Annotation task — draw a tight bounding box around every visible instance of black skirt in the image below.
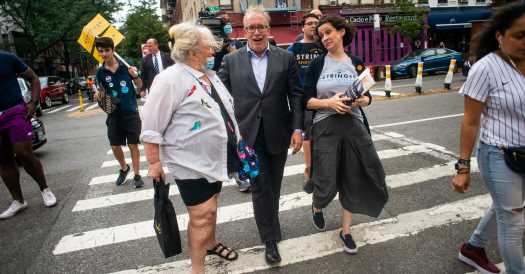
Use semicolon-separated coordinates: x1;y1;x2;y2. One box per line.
311;114;388;217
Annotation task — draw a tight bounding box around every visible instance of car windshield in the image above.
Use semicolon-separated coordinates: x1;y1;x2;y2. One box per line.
402;49;425;60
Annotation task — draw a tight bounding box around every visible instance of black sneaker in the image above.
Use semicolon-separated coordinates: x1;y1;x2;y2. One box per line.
339;231;358;254
116;164;130;186
133;174;144;188
312;206;325;231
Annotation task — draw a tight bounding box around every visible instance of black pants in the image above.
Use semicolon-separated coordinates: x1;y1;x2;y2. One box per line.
251;126;288;243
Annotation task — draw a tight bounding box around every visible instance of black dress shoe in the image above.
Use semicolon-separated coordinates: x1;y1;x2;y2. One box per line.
265;240;282;264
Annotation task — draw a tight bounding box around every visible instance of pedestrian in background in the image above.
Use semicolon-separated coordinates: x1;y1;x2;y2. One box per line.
140;38;174;97
0;51;57;219
452;3;525;274
288;13;325;192
142;22;241;274
218;5;303;265
303;16;388;254
295;9;323;42
94;37;145;188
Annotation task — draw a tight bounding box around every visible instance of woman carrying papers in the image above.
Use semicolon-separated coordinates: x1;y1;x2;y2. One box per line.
303;16;388;254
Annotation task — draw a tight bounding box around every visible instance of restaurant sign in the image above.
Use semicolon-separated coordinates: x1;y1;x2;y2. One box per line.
346;14;418;25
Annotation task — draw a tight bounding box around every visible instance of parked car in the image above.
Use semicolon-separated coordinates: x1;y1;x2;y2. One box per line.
39;76;69;108
19;78;47;150
391;48;463;78
17;77;42;117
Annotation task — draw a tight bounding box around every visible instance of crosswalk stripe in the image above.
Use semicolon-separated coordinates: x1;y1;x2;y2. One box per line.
110;194;491;274
104;133;399;155
101;156;147;168
73;179;237;212
107;145;145;155
55;157;476;254
46;105;72;114
85;103;99;111
74;160;478;212
99;143;431;169
91;143;437;185
88;168;170;186
66;105;82;112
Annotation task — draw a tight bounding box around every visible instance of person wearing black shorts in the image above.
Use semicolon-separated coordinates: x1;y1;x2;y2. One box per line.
94;37;145;188
142;23;242;273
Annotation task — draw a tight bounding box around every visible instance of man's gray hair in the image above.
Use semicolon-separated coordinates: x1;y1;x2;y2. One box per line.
168;21;219;62
243;5;271;26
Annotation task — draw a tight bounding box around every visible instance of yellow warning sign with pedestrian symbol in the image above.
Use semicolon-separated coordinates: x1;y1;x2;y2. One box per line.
77;14;124;63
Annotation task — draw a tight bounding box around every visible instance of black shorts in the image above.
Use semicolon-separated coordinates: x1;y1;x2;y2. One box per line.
175;178;222;206
106;112;141;146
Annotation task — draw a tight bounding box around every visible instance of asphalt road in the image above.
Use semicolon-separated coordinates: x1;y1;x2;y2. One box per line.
2;74;507;274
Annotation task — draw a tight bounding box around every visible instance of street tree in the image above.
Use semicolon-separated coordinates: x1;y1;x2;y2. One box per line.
0;0;120;76
387;0;427;46
120;0;169;66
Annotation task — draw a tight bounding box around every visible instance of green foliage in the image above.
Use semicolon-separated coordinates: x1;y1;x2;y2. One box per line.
387;0;426;41
0;0;121;64
120;0;169;65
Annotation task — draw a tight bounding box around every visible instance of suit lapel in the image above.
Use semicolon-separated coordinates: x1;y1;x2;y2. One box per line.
241;47;263;95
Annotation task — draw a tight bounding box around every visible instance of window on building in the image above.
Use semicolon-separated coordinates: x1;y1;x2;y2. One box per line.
417;0;429;4
458;0;468;4
476;0;486;3
219;0;233;10
437;0;448;4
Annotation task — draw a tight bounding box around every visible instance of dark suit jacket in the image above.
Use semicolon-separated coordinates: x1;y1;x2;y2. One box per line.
141;51;174;92
218;45;303;154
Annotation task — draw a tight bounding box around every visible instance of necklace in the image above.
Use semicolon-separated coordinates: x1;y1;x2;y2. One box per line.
501;51;524;76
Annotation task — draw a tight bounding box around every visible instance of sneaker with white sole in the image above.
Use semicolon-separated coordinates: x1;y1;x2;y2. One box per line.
41;188;57;207
458;242;500;274
0;200;28;219
340;231;358;254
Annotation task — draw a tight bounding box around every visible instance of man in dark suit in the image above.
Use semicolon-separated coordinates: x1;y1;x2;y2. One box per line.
140;38;174;97
218;5;303;265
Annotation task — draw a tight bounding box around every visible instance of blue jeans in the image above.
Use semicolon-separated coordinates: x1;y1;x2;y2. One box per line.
468;143;525;274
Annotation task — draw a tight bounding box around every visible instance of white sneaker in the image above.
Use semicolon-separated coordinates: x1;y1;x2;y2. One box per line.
41;188;57;207
0;200;28;219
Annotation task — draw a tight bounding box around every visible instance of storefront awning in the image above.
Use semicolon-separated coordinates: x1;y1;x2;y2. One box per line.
428;7;492;30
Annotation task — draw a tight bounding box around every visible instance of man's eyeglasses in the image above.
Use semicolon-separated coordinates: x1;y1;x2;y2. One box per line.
244;24;269;32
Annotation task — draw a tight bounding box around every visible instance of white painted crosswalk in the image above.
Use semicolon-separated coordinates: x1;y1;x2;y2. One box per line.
50;130;493;273
42;102;101;114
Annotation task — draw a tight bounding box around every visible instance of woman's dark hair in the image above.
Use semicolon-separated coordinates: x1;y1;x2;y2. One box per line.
94;37;114;50
316;16;355;47
474;2;525;60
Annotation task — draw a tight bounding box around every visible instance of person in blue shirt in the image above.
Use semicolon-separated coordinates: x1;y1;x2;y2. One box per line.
0;51;57;219
287;13;325;192
93;37;145;188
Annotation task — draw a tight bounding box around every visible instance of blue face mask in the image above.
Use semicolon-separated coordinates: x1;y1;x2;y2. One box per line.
223;24;233;35
206;57;215;70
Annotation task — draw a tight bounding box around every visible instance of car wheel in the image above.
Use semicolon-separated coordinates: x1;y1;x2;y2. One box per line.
43;96;52;108
62;93;69;104
409;65;417;78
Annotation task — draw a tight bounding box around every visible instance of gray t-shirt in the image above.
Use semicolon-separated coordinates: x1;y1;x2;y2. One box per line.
313;55;362;124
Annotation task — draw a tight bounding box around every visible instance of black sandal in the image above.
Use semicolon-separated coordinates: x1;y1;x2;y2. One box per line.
206;242;238;261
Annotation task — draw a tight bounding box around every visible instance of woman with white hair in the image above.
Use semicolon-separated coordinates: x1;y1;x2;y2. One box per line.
141;22;241;273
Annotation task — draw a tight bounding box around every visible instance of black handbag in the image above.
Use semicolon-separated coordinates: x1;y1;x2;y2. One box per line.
502;147;525;174
153;179;182;258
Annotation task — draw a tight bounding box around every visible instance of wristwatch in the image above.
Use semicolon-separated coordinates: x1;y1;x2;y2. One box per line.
455;159;471;174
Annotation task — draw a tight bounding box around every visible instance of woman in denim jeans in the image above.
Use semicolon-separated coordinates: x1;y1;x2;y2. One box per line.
452;3;525;274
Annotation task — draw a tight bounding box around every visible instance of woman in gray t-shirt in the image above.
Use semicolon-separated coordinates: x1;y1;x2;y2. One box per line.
303;16;388;255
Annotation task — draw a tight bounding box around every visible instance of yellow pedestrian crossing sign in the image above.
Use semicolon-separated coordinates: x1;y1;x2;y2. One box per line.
77;14;124;63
